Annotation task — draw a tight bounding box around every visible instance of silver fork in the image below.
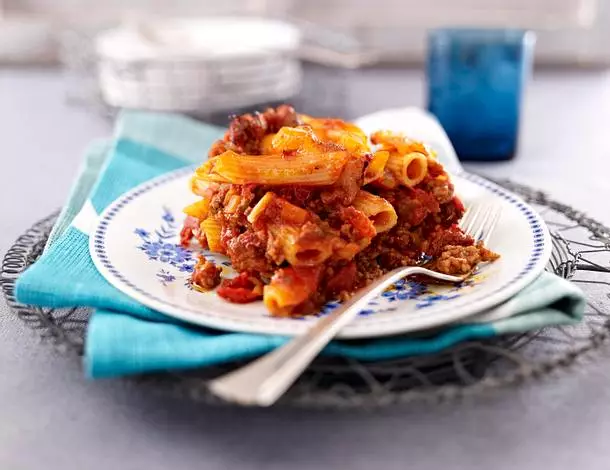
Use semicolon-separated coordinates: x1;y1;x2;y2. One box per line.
208;202;502;406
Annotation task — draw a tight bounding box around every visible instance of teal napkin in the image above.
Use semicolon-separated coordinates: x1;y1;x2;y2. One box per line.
15;111;585;379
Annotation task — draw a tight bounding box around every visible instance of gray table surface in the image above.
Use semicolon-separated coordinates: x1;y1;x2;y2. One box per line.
1;67;609;470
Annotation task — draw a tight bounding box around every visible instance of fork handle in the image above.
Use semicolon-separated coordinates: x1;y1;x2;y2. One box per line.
208;266;441;406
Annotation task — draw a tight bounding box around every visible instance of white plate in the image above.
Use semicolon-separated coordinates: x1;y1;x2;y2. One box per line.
90;168;551;339
96;18;302;112
96;18;300;61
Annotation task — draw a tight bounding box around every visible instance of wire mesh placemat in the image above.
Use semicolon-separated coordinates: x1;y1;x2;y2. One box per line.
2;179;609;408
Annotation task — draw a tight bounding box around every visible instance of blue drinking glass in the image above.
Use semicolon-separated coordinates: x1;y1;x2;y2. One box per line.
427;28;535;161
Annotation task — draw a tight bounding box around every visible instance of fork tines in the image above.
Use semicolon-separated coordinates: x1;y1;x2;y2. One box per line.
459;202;502;245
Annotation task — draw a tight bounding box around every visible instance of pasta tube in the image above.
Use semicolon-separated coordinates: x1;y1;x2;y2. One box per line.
247;192;311;225
351;190;398;233
190;176;221;197
263;266;322;316
386;152;428;187
370;131;430;156
260;133;277;154
224;194;242;214
363;150;390;184
183;198;210;220
194;160;231;183
200;216;223;253
271;127;316;152
197;150;350;186
269;225;333;266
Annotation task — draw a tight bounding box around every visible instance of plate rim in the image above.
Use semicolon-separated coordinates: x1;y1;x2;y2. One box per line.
90;167;552;339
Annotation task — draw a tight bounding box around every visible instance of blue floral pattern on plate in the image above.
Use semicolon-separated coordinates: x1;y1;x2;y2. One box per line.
136;208;484;315
156;269;176;287
135;207;197;282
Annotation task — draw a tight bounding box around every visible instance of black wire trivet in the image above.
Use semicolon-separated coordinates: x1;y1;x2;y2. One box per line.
2;179;609;408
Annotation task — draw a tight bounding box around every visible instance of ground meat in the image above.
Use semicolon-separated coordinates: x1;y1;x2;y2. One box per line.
320;156;366;206
273;186;315;208
262;104;301;132
228;113;268;154
238;184;258;207
208;184;231;214
324;262;357;295
273;182;364;216
265;229;285;265
377;247;419;270
335;206;376;242
351;223;422;285
429;242;500;275
381;187;440;228
209;105;301;156
191;258;222;291
219;223;241;253
209;139;232;158
421;176;454;204
376;224;416;250
426;158;445;178
226;231;273;274
218;185;256;230
352;220;476;281
354;254;385;286
422;224;473;257
438;196;465;227
180;216;200;247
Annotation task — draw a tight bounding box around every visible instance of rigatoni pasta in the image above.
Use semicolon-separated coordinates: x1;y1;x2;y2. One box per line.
180;105;499;316
247;192;310;225
351;190;398;233
268;224;333;266
363;150;390;185
263;266;322;316
200;216;223;253
183;198;210;220
386;152;428;187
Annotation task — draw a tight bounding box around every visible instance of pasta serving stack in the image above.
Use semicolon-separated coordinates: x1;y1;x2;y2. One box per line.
180;105;498;316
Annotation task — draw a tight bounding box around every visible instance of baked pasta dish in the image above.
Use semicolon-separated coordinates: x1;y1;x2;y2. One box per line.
180;105;498;316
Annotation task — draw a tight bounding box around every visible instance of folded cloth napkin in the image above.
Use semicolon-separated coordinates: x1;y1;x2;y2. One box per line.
15;110;585;379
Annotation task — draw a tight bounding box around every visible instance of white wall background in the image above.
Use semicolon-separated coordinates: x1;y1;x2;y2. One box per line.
0;0;608;65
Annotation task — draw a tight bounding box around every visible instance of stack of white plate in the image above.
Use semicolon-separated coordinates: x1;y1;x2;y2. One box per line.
95;17;302;113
